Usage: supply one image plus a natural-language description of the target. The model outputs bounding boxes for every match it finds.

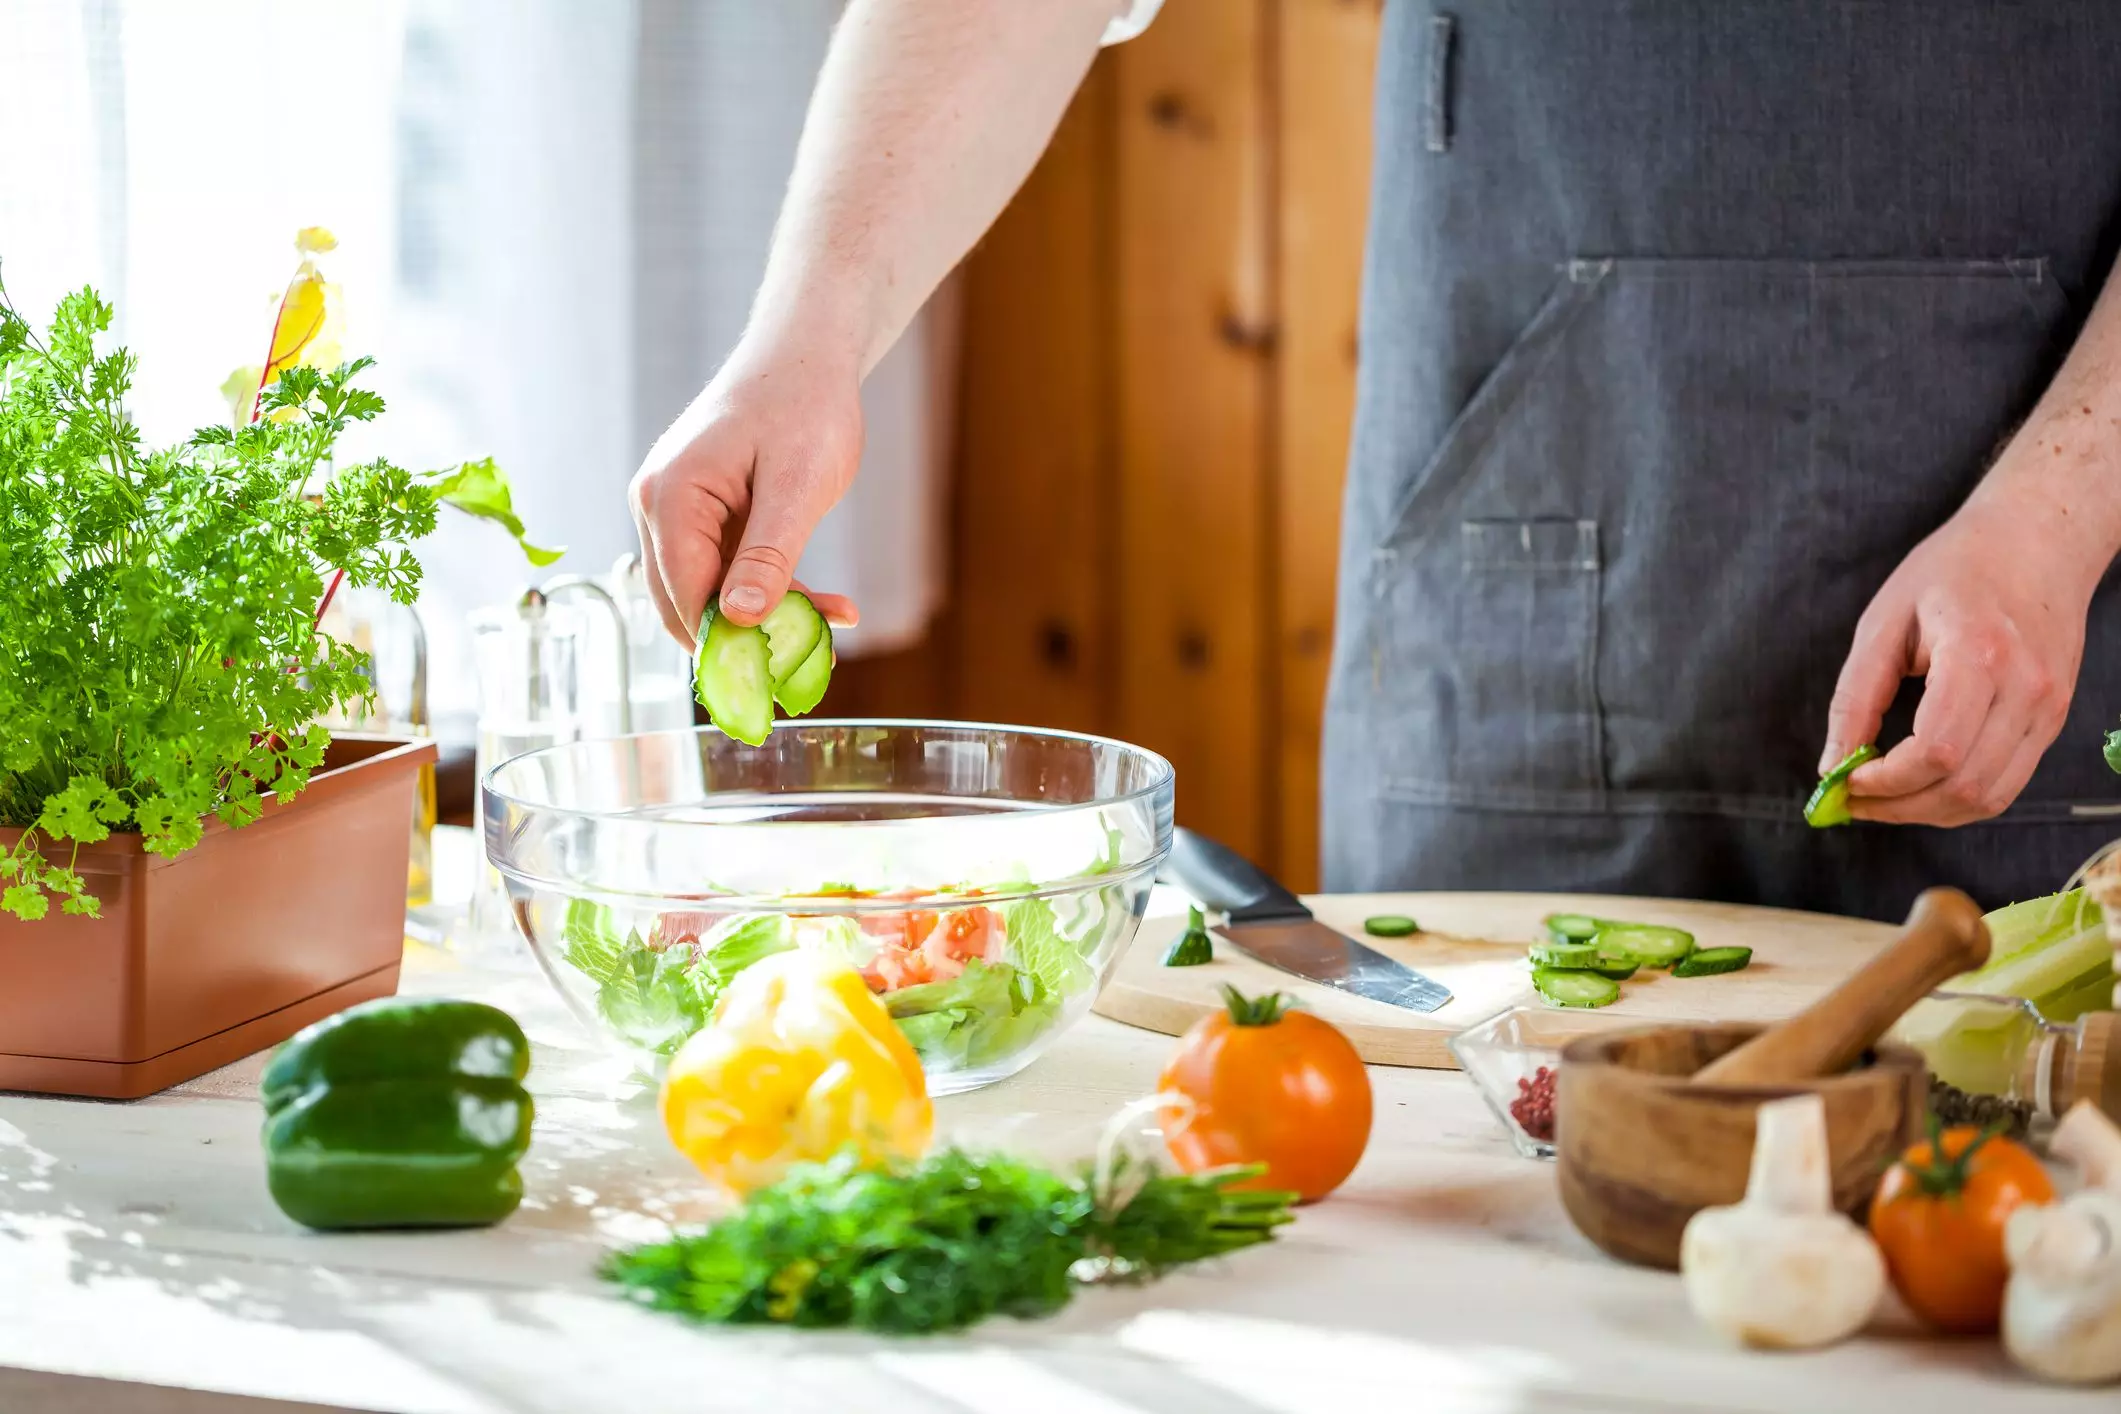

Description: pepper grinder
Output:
[2020,1008,2121,1123]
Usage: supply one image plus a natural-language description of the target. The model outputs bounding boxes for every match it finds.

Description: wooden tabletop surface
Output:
[0,833,2106,1413]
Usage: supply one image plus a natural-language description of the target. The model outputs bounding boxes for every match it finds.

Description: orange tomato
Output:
[1868,1123,2055,1334]
[1158,986,1372,1203]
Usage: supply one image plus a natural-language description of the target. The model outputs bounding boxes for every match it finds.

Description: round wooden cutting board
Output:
[1091,892,1900,1070]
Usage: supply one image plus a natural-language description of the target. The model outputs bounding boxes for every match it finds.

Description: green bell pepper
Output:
[260,997,534,1231]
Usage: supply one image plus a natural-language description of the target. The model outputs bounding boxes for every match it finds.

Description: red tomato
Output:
[1158,986,1372,1202]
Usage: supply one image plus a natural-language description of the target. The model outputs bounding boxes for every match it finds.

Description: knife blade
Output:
[1158,827,1453,1013]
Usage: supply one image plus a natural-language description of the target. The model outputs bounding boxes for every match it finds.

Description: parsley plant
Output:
[0,277,551,920]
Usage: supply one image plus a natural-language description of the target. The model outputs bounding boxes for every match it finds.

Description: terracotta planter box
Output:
[0,735,436,1098]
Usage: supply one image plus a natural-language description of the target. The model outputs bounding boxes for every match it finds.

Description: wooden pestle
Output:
[1690,887,1990,1087]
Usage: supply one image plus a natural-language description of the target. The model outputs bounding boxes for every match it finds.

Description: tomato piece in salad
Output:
[867,905,1007,990]
[653,911,727,948]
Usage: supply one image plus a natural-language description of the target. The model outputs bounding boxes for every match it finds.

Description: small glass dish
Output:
[1448,1006,1633,1160]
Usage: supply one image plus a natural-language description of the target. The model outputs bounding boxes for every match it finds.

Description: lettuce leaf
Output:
[882,959,1018,1028]
[1947,887,2110,1016]
[430,457,563,566]
[561,897,635,986]
[883,960,1060,1070]
[595,944,713,1057]
[789,914,878,973]
[892,1011,961,1057]
[561,903,795,1059]
[698,913,796,983]
[1001,895,1093,1002]
[1895,886,2115,1091]
[882,896,1096,1070]
[1087,816,1125,875]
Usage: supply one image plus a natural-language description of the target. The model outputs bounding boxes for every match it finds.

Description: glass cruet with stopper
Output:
[463,586,591,946]
[606,551,697,734]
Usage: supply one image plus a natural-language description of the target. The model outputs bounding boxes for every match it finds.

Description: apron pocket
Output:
[1370,516,1605,810]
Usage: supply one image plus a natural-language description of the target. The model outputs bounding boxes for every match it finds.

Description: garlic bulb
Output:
[1680,1092,1885,1349]
[2004,1100,2121,1385]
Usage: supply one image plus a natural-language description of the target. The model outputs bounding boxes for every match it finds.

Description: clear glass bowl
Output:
[1448,1006,1640,1160]
[481,720,1175,1094]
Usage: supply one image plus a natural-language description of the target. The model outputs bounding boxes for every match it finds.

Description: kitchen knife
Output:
[1158,826,1453,1013]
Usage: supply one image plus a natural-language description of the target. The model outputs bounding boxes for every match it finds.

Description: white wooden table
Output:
[0,837,2106,1413]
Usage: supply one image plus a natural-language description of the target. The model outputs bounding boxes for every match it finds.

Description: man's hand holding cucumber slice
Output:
[1817,443,2121,826]
[628,0,1113,665]
[627,341,861,654]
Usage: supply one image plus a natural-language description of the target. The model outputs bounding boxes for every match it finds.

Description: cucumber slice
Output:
[693,608,774,746]
[1544,913,1601,944]
[1671,945,1753,978]
[758,592,827,685]
[1530,939,1639,979]
[1597,924,1696,970]
[1529,941,1600,969]
[1363,914,1420,938]
[773,628,833,716]
[1804,744,1878,829]
[1532,967,1620,1009]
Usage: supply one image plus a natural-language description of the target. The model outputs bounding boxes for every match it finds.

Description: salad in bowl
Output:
[483,722,1173,1093]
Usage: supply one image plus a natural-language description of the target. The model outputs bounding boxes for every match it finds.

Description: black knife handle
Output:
[1160,826,1311,925]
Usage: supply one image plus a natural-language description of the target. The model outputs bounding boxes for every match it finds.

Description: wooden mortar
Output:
[1555,1024,1927,1269]
[1554,888,1987,1270]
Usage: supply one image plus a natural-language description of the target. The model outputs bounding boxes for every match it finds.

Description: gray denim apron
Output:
[1322,1,2121,920]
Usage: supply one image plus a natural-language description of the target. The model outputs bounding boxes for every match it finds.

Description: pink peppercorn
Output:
[1509,1065,1556,1141]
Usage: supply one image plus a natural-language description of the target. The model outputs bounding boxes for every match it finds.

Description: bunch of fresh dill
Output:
[602,1146,1297,1334]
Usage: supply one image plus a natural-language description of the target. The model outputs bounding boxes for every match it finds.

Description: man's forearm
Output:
[1972,258,2121,584]
[745,0,1122,376]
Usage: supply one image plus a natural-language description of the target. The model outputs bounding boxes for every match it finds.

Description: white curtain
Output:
[0,0,956,734]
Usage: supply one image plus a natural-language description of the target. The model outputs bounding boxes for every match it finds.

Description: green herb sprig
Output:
[0,276,549,919]
[1162,904,1213,966]
[602,1147,1296,1334]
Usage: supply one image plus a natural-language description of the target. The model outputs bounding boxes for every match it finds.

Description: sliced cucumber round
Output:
[694,607,774,746]
[1532,966,1620,1009]
[1529,940,1600,970]
[1597,924,1696,970]
[1530,939,1638,979]
[773,627,833,716]
[1544,912,1602,944]
[1804,744,1877,829]
[758,591,827,684]
[1363,914,1421,938]
[1671,945,1753,978]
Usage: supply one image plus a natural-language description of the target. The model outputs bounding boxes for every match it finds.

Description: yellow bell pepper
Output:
[660,950,933,1196]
